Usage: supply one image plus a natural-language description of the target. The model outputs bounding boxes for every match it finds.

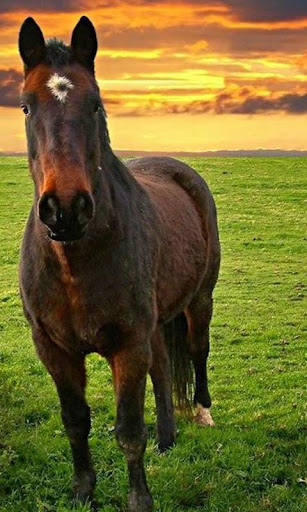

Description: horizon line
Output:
[1,149,307,157]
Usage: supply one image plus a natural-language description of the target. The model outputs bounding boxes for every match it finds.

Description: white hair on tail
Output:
[46,73,74,103]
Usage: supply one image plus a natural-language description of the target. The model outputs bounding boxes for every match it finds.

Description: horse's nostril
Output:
[72,193,94,227]
[38,194,60,228]
[38,191,94,239]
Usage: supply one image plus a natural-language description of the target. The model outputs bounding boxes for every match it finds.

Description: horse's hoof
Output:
[72,470,96,506]
[73,495,99,511]
[128,490,153,512]
[158,436,175,453]
[89,499,99,511]
[194,404,215,426]
[72,491,94,506]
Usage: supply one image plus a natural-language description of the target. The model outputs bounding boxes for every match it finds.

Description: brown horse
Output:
[18,17,220,512]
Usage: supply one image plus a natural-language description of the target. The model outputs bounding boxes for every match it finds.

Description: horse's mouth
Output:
[48,228,85,243]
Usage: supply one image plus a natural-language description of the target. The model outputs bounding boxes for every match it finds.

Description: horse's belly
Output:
[156,231,206,321]
[140,177,207,321]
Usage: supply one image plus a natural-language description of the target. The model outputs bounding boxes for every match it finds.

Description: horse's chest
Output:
[40,278,115,355]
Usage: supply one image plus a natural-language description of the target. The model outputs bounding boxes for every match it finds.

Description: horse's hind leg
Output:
[186,294,215,426]
[150,326,175,452]
[33,328,96,504]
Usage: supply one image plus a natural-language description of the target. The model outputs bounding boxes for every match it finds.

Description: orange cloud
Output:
[296,52,307,73]
[103,87,307,117]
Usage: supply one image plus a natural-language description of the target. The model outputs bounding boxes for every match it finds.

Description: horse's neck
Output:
[99,151,143,223]
[104,151,139,196]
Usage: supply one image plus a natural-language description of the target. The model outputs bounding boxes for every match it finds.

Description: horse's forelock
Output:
[45,39,71,67]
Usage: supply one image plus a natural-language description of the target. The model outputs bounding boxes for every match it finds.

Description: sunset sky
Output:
[0,0,306,152]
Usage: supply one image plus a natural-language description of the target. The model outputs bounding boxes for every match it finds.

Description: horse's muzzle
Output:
[38,191,95,242]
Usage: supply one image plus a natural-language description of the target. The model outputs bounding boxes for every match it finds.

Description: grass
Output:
[0,155,306,512]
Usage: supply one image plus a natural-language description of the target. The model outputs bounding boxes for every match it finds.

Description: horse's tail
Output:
[163,312,194,410]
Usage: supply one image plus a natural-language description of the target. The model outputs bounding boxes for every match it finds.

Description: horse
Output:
[18,16,220,512]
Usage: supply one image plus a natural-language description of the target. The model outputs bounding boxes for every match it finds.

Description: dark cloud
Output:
[222,0,307,23]
[229,93,307,114]
[184,91,307,115]
[0,0,81,13]
[108,90,307,116]
[0,68,23,107]
[186,91,307,115]
[2,0,306,23]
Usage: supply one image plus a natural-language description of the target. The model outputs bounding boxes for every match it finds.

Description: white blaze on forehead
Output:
[46,73,74,103]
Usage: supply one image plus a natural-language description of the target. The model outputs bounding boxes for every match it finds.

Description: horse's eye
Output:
[93,103,101,114]
[21,104,30,116]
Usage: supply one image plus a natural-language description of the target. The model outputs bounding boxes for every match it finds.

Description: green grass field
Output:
[0,156,306,512]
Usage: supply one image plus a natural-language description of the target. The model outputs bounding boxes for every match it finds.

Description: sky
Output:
[0,0,306,152]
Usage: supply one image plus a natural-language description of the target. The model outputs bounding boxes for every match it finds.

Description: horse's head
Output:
[19,17,107,242]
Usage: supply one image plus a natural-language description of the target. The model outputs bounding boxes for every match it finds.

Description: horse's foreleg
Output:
[33,328,96,504]
[111,339,153,512]
[150,327,175,452]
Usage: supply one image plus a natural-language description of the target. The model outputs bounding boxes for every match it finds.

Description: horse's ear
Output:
[71,16,97,74]
[19,17,46,69]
